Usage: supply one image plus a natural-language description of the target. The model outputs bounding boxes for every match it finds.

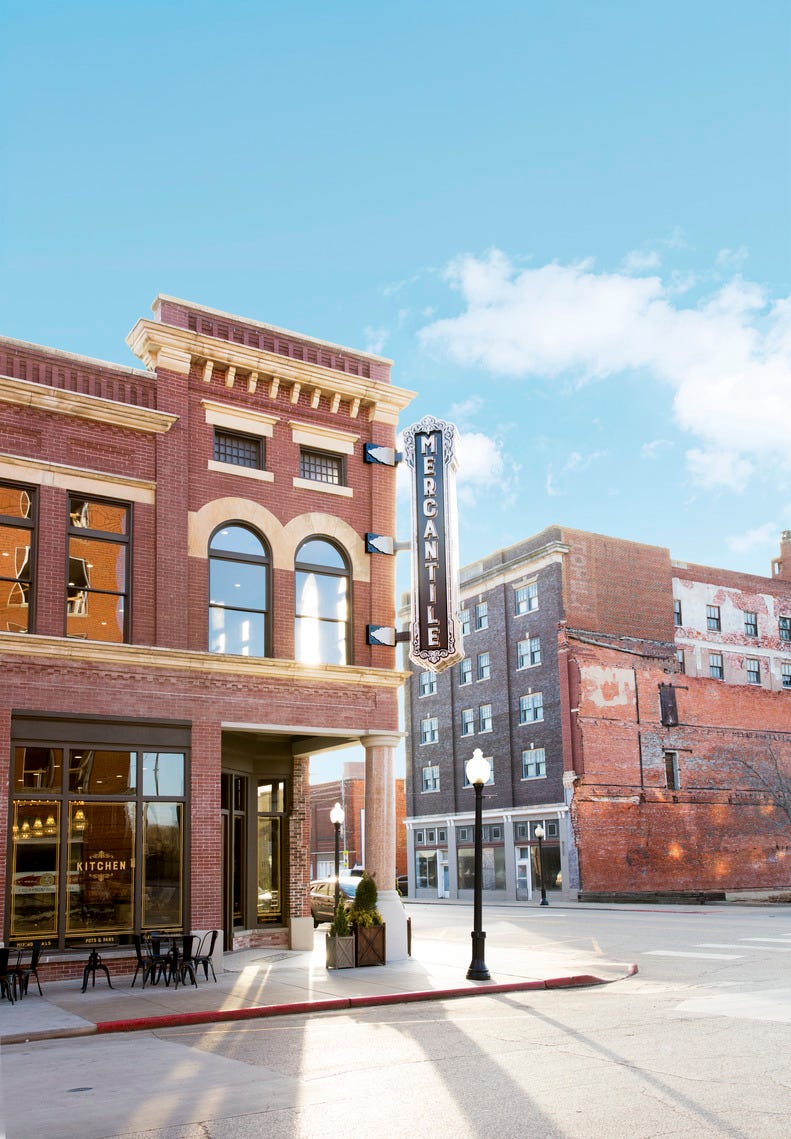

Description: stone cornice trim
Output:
[289,419,359,453]
[0,453,156,501]
[126,320,416,425]
[0,374,177,435]
[460,540,570,594]
[0,633,411,686]
[201,399,278,435]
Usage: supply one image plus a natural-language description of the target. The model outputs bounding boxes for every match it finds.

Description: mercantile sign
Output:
[402,416,464,673]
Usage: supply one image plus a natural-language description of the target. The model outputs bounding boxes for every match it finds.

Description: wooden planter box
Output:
[354,923,386,967]
[326,934,356,970]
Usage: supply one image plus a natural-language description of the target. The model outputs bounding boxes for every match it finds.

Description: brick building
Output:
[309,762,406,880]
[403,526,791,901]
[0,295,414,974]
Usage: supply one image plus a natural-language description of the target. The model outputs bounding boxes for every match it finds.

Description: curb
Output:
[1,965,638,1045]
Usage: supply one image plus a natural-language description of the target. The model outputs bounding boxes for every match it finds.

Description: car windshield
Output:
[338,880,358,899]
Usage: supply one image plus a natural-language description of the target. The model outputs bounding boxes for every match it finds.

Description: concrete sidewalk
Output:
[0,922,636,1046]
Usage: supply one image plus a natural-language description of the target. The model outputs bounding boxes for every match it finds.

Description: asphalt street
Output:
[3,901,790,1139]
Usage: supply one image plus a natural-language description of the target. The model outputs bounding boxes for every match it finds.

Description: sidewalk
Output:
[0,920,636,1047]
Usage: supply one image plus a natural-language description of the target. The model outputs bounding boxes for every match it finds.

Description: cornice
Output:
[460,540,570,594]
[126,320,416,426]
[0,633,410,687]
[0,374,177,435]
[0,335,153,379]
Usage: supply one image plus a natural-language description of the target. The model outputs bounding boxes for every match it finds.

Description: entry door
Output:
[516,849,532,900]
[221,773,248,951]
[438,854,449,898]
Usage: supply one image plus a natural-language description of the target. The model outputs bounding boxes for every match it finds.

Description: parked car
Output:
[310,877,359,926]
[396,874,409,897]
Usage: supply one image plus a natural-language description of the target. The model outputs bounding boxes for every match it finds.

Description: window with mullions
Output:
[707,605,721,631]
[744,611,758,637]
[0,481,34,634]
[419,670,437,697]
[459,657,472,685]
[9,745,186,948]
[517,636,540,668]
[67,496,130,642]
[519,692,544,723]
[479,703,492,732]
[214,429,264,470]
[299,448,344,486]
[257,780,286,925]
[209,524,270,657]
[295,538,350,665]
[515,582,538,615]
[475,602,488,630]
[522,747,546,779]
[780,616,791,643]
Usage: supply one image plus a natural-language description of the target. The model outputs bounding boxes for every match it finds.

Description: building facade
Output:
[1,295,414,973]
[309,763,406,880]
[404,526,791,901]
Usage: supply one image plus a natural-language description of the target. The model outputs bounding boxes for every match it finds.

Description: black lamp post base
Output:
[466,931,490,981]
[539,896,549,906]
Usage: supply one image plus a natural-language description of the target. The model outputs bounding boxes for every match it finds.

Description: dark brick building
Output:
[404,526,791,901]
[0,295,414,975]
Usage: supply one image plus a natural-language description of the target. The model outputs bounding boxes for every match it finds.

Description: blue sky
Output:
[3,3,790,778]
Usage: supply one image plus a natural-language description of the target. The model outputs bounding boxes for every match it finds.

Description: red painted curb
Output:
[93,967,638,1035]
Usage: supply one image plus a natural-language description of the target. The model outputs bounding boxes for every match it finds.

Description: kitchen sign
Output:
[402,416,464,672]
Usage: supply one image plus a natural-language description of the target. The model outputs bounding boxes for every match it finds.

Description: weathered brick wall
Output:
[570,637,791,893]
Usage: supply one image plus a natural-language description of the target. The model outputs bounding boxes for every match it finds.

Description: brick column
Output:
[361,733,408,960]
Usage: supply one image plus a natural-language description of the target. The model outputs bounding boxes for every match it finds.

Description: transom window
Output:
[522,747,546,779]
[422,765,440,793]
[706,605,721,631]
[519,692,544,723]
[213,429,264,470]
[0,481,34,634]
[744,610,758,637]
[477,652,491,681]
[295,538,350,665]
[67,496,130,643]
[420,717,439,745]
[474,602,488,630]
[209,524,270,657]
[419,670,437,698]
[461,708,474,736]
[709,652,724,680]
[479,704,492,732]
[515,582,538,615]
[299,448,344,486]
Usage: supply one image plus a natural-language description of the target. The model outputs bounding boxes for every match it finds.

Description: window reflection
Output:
[294,539,350,665]
[66,495,129,642]
[209,524,269,656]
[0,482,34,633]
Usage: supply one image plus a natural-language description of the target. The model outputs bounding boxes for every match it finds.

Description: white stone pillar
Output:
[361,733,409,960]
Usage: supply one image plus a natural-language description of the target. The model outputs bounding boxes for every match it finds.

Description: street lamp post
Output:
[330,801,345,912]
[534,824,548,906]
[465,748,492,981]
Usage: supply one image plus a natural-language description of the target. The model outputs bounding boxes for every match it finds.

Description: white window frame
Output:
[521,747,546,780]
[461,708,475,736]
[515,582,538,615]
[477,652,491,681]
[420,716,439,745]
[479,703,493,733]
[419,670,437,698]
[474,601,488,630]
[421,765,440,793]
[519,692,544,723]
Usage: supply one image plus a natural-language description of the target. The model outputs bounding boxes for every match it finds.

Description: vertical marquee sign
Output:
[402,416,464,672]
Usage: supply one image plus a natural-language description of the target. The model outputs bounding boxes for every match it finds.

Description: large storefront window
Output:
[415,851,438,889]
[257,780,285,925]
[9,729,188,948]
[457,846,506,890]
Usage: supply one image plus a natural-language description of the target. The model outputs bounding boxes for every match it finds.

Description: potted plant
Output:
[348,871,386,966]
[325,899,356,969]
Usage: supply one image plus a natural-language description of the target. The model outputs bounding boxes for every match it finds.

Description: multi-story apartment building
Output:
[0,295,414,975]
[404,527,791,902]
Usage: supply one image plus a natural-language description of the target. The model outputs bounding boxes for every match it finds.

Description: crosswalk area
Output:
[644,934,791,962]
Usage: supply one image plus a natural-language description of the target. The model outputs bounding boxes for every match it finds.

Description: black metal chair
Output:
[175,934,199,988]
[132,934,168,987]
[11,941,42,997]
[194,929,218,982]
[0,948,16,1004]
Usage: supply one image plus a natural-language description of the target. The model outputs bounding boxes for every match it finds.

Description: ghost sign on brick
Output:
[402,416,464,672]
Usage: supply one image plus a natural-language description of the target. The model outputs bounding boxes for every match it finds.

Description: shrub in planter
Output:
[348,872,386,966]
[326,901,355,969]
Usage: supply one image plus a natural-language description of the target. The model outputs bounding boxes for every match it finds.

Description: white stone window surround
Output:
[290,420,357,498]
[203,400,277,483]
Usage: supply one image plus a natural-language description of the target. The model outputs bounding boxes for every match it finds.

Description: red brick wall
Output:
[562,529,675,643]
[569,637,791,893]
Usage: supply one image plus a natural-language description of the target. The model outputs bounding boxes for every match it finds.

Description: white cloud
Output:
[727,521,778,555]
[685,448,754,491]
[448,395,484,425]
[642,439,673,459]
[621,249,661,273]
[716,246,748,272]
[363,326,389,355]
[395,427,507,509]
[419,249,791,489]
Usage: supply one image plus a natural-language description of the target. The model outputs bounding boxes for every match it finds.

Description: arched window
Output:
[209,524,270,656]
[295,538,350,665]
